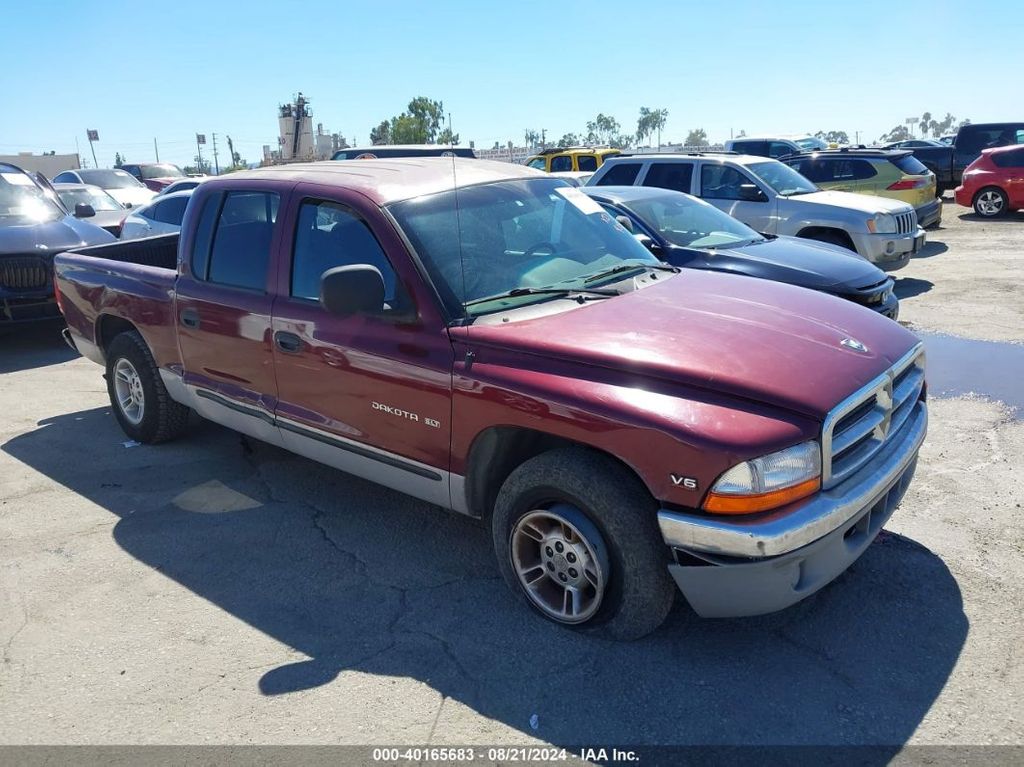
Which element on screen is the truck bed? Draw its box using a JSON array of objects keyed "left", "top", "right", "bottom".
[{"left": 54, "top": 234, "right": 181, "bottom": 368}]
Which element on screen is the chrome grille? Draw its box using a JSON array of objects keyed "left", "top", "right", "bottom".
[
  {"left": 0, "top": 256, "right": 50, "bottom": 291},
  {"left": 822, "top": 344, "right": 925, "bottom": 488},
  {"left": 895, "top": 211, "right": 917, "bottom": 235}
]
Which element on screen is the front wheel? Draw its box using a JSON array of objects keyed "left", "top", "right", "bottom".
[
  {"left": 491, "top": 447, "right": 676, "bottom": 640},
  {"left": 973, "top": 187, "right": 1008, "bottom": 218},
  {"left": 105, "top": 330, "right": 190, "bottom": 443}
]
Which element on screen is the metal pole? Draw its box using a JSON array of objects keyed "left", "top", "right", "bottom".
[
  {"left": 88, "top": 136, "right": 98, "bottom": 168},
  {"left": 196, "top": 136, "right": 204, "bottom": 172},
  {"left": 212, "top": 133, "right": 220, "bottom": 175},
  {"left": 154, "top": 138, "right": 160, "bottom": 162}
]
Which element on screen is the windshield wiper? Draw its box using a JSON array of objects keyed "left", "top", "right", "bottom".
[
  {"left": 582, "top": 262, "right": 680, "bottom": 285},
  {"left": 464, "top": 286, "right": 619, "bottom": 308}
]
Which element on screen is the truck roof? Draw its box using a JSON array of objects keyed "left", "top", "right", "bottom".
[{"left": 226, "top": 158, "right": 540, "bottom": 205}]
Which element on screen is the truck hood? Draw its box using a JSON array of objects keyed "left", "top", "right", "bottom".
[
  {"left": 669, "top": 235, "right": 885, "bottom": 292},
  {"left": 0, "top": 216, "right": 115, "bottom": 255},
  {"left": 791, "top": 189, "right": 914, "bottom": 216},
  {"left": 461, "top": 270, "right": 919, "bottom": 420}
]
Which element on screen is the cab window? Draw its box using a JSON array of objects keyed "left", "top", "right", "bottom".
[
  {"left": 576, "top": 155, "right": 598, "bottom": 172},
  {"left": 204, "top": 191, "right": 279, "bottom": 291},
  {"left": 700, "top": 165, "right": 751, "bottom": 200},
  {"left": 644, "top": 163, "right": 694, "bottom": 193},
  {"left": 550, "top": 155, "right": 573, "bottom": 173},
  {"left": 291, "top": 201, "right": 399, "bottom": 308}
]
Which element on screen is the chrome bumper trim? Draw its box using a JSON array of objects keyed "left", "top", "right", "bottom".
[{"left": 657, "top": 400, "right": 927, "bottom": 558}]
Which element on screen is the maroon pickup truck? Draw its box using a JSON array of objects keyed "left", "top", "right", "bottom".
[{"left": 54, "top": 159, "right": 928, "bottom": 639}]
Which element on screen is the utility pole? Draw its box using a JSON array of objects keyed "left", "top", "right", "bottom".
[
  {"left": 227, "top": 136, "right": 236, "bottom": 170},
  {"left": 212, "top": 133, "right": 220, "bottom": 175},
  {"left": 541, "top": 128, "right": 546, "bottom": 149},
  {"left": 154, "top": 138, "right": 160, "bottom": 162}
]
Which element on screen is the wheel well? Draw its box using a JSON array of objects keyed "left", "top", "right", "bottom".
[
  {"left": 796, "top": 226, "right": 856, "bottom": 251},
  {"left": 96, "top": 315, "right": 138, "bottom": 355},
  {"left": 462, "top": 426, "right": 649, "bottom": 520}
]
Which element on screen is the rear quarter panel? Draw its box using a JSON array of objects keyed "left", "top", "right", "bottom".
[{"left": 54, "top": 253, "right": 179, "bottom": 368}]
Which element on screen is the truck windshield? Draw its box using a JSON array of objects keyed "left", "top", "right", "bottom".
[
  {"left": 390, "top": 178, "right": 661, "bottom": 316},
  {"left": 0, "top": 168, "right": 63, "bottom": 224},
  {"left": 748, "top": 161, "right": 818, "bottom": 196}
]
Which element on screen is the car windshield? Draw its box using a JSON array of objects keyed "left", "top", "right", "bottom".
[
  {"left": 622, "top": 193, "right": 763, "bottom": 249},
  {"left": 140, "top": 164, "right": 185, "bottom": 180},
  {"left": 79, "top": 169, "right": 143, "bottom": 189},
  {"left": 748, "top": 161, "right": 818, "bottom": 196},
  {"left": 57, "top": 187, "right": 123, "bottom": 212},
  {"left": 389, "top": 178, "right": 662, "bottom": 316},
  {"left": 0, "top": 168, "right": 64, "bottom": 224}
]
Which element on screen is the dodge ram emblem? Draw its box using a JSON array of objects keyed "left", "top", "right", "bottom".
[{"left": 841, "top": 337, "right": 869, "bottom": 353}]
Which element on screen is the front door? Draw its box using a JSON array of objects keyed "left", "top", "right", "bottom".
[
  {"left": 174, "top": 187, "right": 282, "bottom": 444},
  {"left": 270, "top": 188, "right": 455, "bottom": 508},
  {"left": 698, "top": 163, "right": 777, "bottom": 234}
]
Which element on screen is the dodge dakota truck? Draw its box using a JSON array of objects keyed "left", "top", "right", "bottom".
[{"left": 54, "top": 159, "right": 928, "bottom": 639}]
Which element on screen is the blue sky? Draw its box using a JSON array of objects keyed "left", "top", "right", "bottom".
[{"left": 0, "top": 0, "right": 1019, "bottom": 169}]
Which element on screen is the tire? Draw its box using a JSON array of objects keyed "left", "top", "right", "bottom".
[
  {"left": 491, "top": 447, "right": 676, "bottom": 641},
  {"left": 973, "top": 187, "right": 1009, "bottom": 218},
  {"left": 105, "top": 330, "right": 189, "bottom": 443},
  {"left": 803, "top": 230, "right": 855, "bottom": 252}
]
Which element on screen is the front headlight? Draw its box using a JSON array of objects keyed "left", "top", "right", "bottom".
[
  {"left": 867, "top": 213, "right": 897, "bottom": 234},
  {"left": 703, "top": 440, "right": 821, "bottom": 514}
]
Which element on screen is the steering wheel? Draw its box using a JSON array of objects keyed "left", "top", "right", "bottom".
[{"left": 524, "top": 241, "right": 558, "bottom": 259}]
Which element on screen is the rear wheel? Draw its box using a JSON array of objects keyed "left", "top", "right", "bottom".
[
  {"left": 105, "top": 330, "right": 190, "bottom": 443},
  {"left": 973, "top": 187, "right": 1008, "bottom": 218},
  {"left": 491, "top": 447, "right": 676, "bottom": 640}
]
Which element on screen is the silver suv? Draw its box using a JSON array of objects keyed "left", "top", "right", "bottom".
[{"left": 587, "top": 153, "right": 925, "bottom": 271}]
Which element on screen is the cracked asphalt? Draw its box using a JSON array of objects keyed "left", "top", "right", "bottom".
[{"left": 1, "top": 201, "right": 1022, "bottom": 749}]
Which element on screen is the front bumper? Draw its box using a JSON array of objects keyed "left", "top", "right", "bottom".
[
  {"left": 849, "top": 227, "right": 926, "bottom": 272},
  {"left": 657, "top": 399, "right": 927, "bottom": 618},
  {"left": 915, "top": 198, "right": 943, "bottom": 229},
  {"left": 1, "top": 294, "right": 60, "bottom": 323}
]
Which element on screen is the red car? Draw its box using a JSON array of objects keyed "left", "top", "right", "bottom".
[
  {"left": 955, "top": 145, "right": 1024, "bottom": 217},
  {"left": 119, "top": 162, "right": 189, "bottom": 192}
]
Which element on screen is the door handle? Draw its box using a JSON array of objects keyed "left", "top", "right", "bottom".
[
  {"left": 180, "top": 308, "right": 200, "bottom": 329},
  {"left": 274, "top": 331, "right": 302, "bottom": 353}
]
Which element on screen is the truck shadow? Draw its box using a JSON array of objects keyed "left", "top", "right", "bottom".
[
  {"left": 0, "top": 320, "right": 76, "bottom": 374},
  {"left": 3, "top": 408, "right": 968, "bottom": 753}
]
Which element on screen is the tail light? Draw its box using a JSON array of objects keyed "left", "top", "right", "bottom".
[{"left": 887, "top": 178, "right": 928, "bottom": 190}]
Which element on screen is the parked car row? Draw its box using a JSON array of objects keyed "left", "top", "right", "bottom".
[{"left": 53, "top": 157, "right": 929, "bottom": 639}]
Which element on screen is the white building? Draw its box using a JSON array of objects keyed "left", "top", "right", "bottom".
[{"left": 0, "top": 152, "right": 80, "bottom": 176}]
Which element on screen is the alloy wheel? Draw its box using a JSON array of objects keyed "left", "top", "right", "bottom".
[{"left": 112, "top": 358, "right": 145, "bottom": 426}]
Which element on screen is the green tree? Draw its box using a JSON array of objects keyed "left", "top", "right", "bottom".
[
  {"left": 369, "top": 120, "right": 391, "bottom": 145},
  {"left": 814, "top": 130, "right": 850, "bottom": 145},
  {"left": 685, "top": 128, "right": 709, "bottom": 147},
  {"left": 637, "top": 107, "right": 669, "bottom": 148},
  {"left": 436, "top": 127, "right": 460, "bottom": 145},
  {"left": 920, "top": 111, "right": 933, "bottom": 138},
  {"left": 557, "top": 132, "right": 581, "bottom": 148},
  {"left": 524, "top": 129, "right": 541, "bottom": 149},
  {"left": 736, "top": 129, "right": 747, "bottom": 138},
  {"left": 406, "top": 96, "right": 446, "bottom": 141},
  {"left": 880, "top": 125, "right": 911, "bottom": 143},
  {"left": 113, "top": 152, "right": 124, "bottom": 168}
]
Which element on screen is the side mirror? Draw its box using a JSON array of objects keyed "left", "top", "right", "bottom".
[
  {"left": 615, "top": 215, "right": 634, "bottom": 233},
  {"left": 320, "top": 265, "right": 385, "bottom": 315},
  {"left": 739, "top": 184, "right": 767, "bottom": 202},
  {"left": 74, "top": 203, "right": 96, "bottom": 218},
  {"left": 634, "top": 233, "right": 662, "bottom": 255}
]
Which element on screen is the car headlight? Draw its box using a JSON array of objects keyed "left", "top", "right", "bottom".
[
  {"left": 703, "top": 440, "right": 821, "bottom": 514},
  {"left": 867, "top": 213, "right": 897, "bottom": 234}
]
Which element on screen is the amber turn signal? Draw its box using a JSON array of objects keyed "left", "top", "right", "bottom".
[{"left": 703, "top": 476, "right": 821, "bottom": 515}]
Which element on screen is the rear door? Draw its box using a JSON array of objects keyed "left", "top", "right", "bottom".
[
  {"left": 995, "top": 148, "right": 1024, "bottom": 207},
  {"left": 173, "top": 185, "right": 284, "bottom": 444},
  {"left": 638, "top": 161, "right": 696, "bottom": 194},
  {"left": 269, "top": 186, "right": 455, "bottom": 507}
]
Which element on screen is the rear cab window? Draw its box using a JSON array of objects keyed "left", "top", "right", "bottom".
[
  {"left": 191, "top": 190, "right": 279, "bottom": 290},
  {"left": 152, "top": 196, "right": 189, "bottom": 225}
]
